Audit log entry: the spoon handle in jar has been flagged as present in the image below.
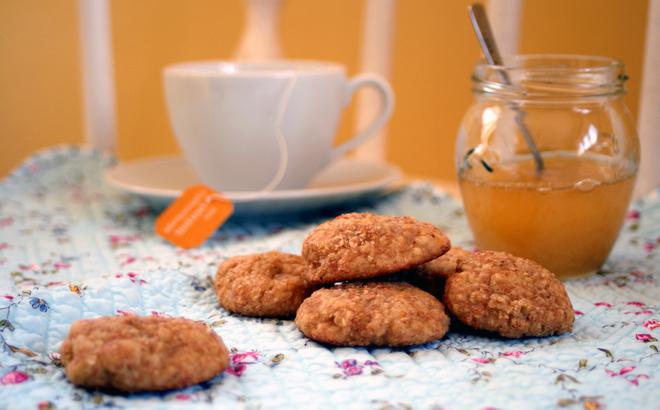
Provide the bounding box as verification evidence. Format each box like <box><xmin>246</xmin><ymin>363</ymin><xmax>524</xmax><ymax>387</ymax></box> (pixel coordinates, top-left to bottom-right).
<box><xmin>468</xmin><ymin>3</ymin><xmax>544</xmax><ymax>173</ymax></box>
<box><xmin>468</xmin><ymin>5</ymin><xmax>504</xmax><ymax>66</ymax></box>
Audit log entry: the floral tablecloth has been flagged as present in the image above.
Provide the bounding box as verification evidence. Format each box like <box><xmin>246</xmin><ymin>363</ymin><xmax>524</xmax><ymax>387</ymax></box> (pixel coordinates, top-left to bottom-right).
<box><xmin>0</xmin><ymin>146</ymin><xmax>658</xmax><ymax>410</ymax></box>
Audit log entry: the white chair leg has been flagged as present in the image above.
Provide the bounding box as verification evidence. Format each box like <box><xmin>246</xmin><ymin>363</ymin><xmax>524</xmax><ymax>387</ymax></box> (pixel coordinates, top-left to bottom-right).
<box><xmin>234</xmin><ymin>0</ymin><xmax>284</xmax><ymax>61</ymax></box>
<box><xmin>79</xmin><ymin>0</ymin><xmax>117</xmax><ymax>153</ymax></box>
<box><xmin>353</xmin><ymin>0</ymin><xmax>396</xmax><ymax>163</ymax></box>
<box><xmin>636</xmin><ymin>0</ymin><xmax>660</xmax><ymax>197</ymax></box>
<box><xmin>487</xmin><ymin>0</ymin><xmax>523</xmax><ymax>59</ymax></box>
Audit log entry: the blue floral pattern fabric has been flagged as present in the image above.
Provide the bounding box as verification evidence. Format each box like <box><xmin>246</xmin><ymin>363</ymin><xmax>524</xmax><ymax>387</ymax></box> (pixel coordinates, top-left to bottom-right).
<box><xmin>0</xmin><ymin>146</ymin><xmax>658</xmax><ymax>409</ymax></box>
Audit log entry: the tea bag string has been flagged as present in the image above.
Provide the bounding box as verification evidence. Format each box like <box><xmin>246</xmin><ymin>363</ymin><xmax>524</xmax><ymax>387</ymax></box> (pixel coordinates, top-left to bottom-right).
<box><xmin>208</xmin><ymin>71</ymin><xmax>297</xmax><ymax>203</ymax></box>
<box><xmin>258</xmin><ymin>70</ymin><xmax>297</xmax><ymax>194</ymax></box>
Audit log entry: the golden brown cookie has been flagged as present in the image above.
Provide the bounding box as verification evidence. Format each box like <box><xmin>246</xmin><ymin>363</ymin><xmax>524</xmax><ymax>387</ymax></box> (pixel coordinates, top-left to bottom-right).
<box><xmin>444</xmin><ymin>250</ymin><xmax>574</xmax><ymax>338</ymax></box>
<box><xmin>60</xmin><ymin>316</ymin><xmax>229</xmax><ymax>392</ymax></box>
<box><xmin>295</xmin><ymin>282</ymin><xmax>450</xmax><ymax>346</ymax></box>
<box><xmin>215</xmin><ymin>251</ymin><xmax>312</xmax><ymax>318</ymax></box>
<box><xmin>302</xmin><ymin>213</ymin><xmax>450</xmax><ymax>284</ymax></box>
<box><xmin>407</xmin><ymin>247</ymin><xmax>473</xmax><ymax>298</ymax></box>
<box><xmin>416</xmin><ymin>247</ymin><xmax>472</xmax><ymax>279</ymax></box>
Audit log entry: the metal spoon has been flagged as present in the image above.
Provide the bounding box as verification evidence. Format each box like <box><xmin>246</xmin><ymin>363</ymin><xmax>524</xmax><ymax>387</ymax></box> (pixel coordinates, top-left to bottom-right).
<box><xmin>468</xmin><ymin>3</ymin><xmax>544</xmax><ymax>173</ymax></box>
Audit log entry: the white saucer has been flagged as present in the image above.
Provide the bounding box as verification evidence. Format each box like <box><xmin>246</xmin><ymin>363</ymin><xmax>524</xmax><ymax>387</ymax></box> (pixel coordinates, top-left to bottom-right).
<box><xmin>105</xmin><ymin>156</ymin><xmax>402</xmax><ymax>215</ymax></box>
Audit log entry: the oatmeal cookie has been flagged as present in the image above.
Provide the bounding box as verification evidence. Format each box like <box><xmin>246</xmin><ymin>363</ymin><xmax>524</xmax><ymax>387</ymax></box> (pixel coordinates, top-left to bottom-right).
<box><xmin>295</xmin><ymin>282</ymin><xmax>450</xmax><ymax>346</ymax></box>
<box><xmin>416</xmin><ymin>247</ymin><xmax>472</xmax><ymax>279</ymax></box>
<box><xmin>444</xmin><ymin>250</ymin><xmax>574</xmax><ymax>338</ymax></box>
<box><xmin>408</xmin><ymin>247</ymin><xmax>473</xmax><ymax>297</ymax></box>
<box><xmin>215</xmin><ymin>251</ymin><xmax>312</xmax><ymax>318</ymax></box>
<box><xmin>302</xmin><ymin>213</ymin><xmax>450</xmax><ymax>284</ymax></box>
<box><xmin>60</xmin><ymin>316</ymin><xmax>229</xmax><ymax>392</ymax></box>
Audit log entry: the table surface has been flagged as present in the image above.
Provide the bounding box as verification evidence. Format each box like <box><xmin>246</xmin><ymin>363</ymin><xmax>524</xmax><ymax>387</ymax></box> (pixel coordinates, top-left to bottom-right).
<box><xmin>0</xmin><ymin>146</ymin><xmax>658</xmax><ymax>410</ymax></box>
<box><xmin>402</xmin><ymin>175</ymin><xmax>461</xmax><ymax>200</ymax></box>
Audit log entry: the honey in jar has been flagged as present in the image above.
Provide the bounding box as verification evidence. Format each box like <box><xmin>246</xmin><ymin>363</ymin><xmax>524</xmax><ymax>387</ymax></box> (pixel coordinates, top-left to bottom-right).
<box><xmin>459</xmin><ymin>154</ymin><xmax>635</xmax><ymax>278</ymax></box>
<box><xmin>456</xmin><ymin>55</ymin><xmax>640</xmax><ymax>279</ymax></box>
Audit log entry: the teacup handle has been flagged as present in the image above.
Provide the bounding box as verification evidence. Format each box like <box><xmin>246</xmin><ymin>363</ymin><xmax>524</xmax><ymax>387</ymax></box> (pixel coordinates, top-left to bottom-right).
<box><xmin>330</xmin><ymin>74</ymin><xmax>395</xmax><ymax>161</ymax></box>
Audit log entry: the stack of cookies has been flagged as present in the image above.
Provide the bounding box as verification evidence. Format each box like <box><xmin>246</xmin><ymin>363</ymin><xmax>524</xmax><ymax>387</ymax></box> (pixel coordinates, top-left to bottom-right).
<box><xmin>214</xmin><ymin>212</ymin><xmax>575</xmax><ymax>346</ymax></box>
<box><xmin>57</xmin><ymin>212</ymin><xmax>574</xmax><ymax>392</ymax></box>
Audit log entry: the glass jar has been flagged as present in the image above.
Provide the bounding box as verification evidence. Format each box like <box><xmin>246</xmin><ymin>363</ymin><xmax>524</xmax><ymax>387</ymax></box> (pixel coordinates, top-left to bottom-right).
<box><xmin>456</xmin><ymin>55</ymin><xmax>640</xmax><ymax>279</ymax></box>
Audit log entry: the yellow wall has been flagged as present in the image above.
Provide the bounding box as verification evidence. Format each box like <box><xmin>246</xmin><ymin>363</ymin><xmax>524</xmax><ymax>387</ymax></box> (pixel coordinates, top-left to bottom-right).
<box><xmin>0</xmin><ymin>0</ymin><xmax>83</xmax><ymax>168</ymax></box>
<box><xmin>0</xmin><ymin>0</ymin><xmax>649</xmax><ymax>181</ymax></box>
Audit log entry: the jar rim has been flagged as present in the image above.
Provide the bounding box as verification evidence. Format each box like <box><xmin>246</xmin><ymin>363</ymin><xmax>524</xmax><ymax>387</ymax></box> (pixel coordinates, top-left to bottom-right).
<box><xmin>472</xmin><ymin>54</ymin><xmax>627</xmax><ymax>101</ymax></box>
<box><xmin>475</xmin><ymin>54</ymin><xmax>624</xmax><ymax>73</ymax></box>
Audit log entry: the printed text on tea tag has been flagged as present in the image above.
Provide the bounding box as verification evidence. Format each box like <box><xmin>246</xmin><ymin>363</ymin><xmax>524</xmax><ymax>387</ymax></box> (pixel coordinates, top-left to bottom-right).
<box><xmin>155</xmin><ymin>185</ymin><xmax>233</xmax><ymax>248</ymax></box>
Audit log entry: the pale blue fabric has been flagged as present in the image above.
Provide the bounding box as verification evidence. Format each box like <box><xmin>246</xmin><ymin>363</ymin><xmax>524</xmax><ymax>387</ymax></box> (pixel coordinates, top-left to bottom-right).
<box><xmin>0</xmin><ymin>146</ymin><xmax>658</xmax><ymax>410</ymax></box>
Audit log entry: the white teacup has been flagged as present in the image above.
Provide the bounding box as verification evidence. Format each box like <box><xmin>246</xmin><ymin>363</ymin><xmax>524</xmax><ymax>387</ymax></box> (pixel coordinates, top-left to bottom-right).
<box><xmin>163</xmin><ymin>60</ymin><xmax>394</xmax><ymax>192</ymax></box>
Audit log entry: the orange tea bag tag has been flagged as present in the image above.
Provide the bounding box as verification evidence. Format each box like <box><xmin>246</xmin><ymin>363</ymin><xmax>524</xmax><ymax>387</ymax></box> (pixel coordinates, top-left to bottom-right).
<box><xmin>155</xmin><ymin>184</ymin><xmax>233</xmax><ymax>248</ymax></box>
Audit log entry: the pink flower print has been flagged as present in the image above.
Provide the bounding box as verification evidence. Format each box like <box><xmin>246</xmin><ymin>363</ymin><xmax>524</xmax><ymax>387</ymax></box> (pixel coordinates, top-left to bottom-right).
<box><xmin>338</xmin><ymin>359</ymin><xmax>358</xmax><ymax>369</ymax></box>
<box><xmin>0</xmin><ymin>242</ymin><xmax>8</xmax><ymax>250</ymax></box>
<box><xmin>643</xmin><ymin>319</ymin><xmax>660</xmax><ymax>331</ymax></box>
<box><xmin>624</xmin><ymin>302</ymin><xmax>652</xmax><ymax>315</ymax></box>
<box><xmin>109</xmin><ymin>234</ymin><xmax>139</xmax><ymax>248</ymax></box>
<box><xmin>0</xmin><ymin>217</ymin><xmax>13</xmax><ymax>228</ymax></box>
<box><xmin>228</xmin><ymin>363</ymin><xmax>247</xmax><ymax>376</ymax></box>
<box><xmin>574</xmin><ymin>310</ymin><xmax>584</xmax><ymax>315</ymax></box>
<box><xmin>337</xmin><ymin>359</ymin><xmax>363</xmax><ymax>376</ymax></box>
<box><xmin>18</xmin><ymin>263</ymin><xmax>41</xmax><ymax>272</ymax></box>
<box><xmin>120</xmin><ymin>256</ymin><xmax>137</xmax><ymax>267</ymax></box>
<box><xmin>226</xmin><ymin>351</ymin><xmax>260</xmax><ymax>377</ymax></box>
<box><xmin>635</xmin><ymin>333</ymin><xmax>657</xmax><ymax>342</ymax></box>
<box><xmin>643</xmin><ymin>242</ymin><xmax>655</xmax><ymax>252</ymax></box>
<box><xmin>0</xmin><ymin>370</ymin><xmax>29</xmax><ymax>385</ymax></box>
<box><xmin>344</xmin><ymin>364</ymin><xmax>363</xmax><ymax>376</ymax></box>
<box><xmin>629</xmin><ymin>374</ymin><xmax>650</xmax><ymax>386</ymax></box>
<box><xmin>116</xmin><ymin>309</ymin><xmax>136</xmax><ymax>316</ymax></box>
<box><xmin>625</xmin><ymin>310</ymin><xmax>653</xmax><ymax>315</ymax></box>
<box><xmin>594</xmin><ymin>302</ymin><xmax>613</xmax><ymax>308</ymax></box>
<box><xmin>126</xmin><ymin>272</ymin><xmax>147</xmax><ymax>285</ymax></box>
<box><xmin>630</xmin><ymin>270</ymin><xmax>653</xmax><ymax>283</ymax></box>
<box><xmin>175</xmin><ymin>394</ymin><xmax>191</xmax><ymax>400</ymax></box>
<box><xmin>471</xmin><ymin>358</ymin><xmax>493</xmax><ymax>364</ymax></box>
<box><xmin>150</xmin><ymin>311</ymin><xmax>171</xmax><ymax>318</ymax></box>
<box><xmin>53</xmin><ymin>261</ymin><xmax>71</xmax><ymax>270</ymax></box>
<box><xmin>2</xmin><ymin>295</ymin><xmax>13</xmax><ymax>301</ymax></box>
<box><xmin>626</xmin><ymin>209</ymin><xmax>640</xmax><ymax>221</ymax></box>
<box><xmin>335</xmin><ymin>359</ymin><xmax>380</xmax><ymax>377</ymax></box>
<box><xmin>231</xmin><ymin>351</ymin><xmax>260</xmax><ymax>363</ymax></box>
<box><xmin>500</xmin><ymin>351</ymin><xmax>525</xmax><ymax>358</ymax></box>
<box><xmin>605</xmin><ymin>366</ymin><xmax>649</xmax><ymax>386</ymax></box>
<box><xmin>115</xmin><ymin>272</ymin><xmax>146</xmax><ymax>285</ymax></box>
